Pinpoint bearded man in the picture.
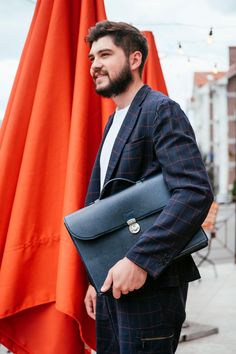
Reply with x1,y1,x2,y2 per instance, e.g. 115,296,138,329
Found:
84,20,213,354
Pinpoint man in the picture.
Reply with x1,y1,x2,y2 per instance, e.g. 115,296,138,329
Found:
84,21,213,354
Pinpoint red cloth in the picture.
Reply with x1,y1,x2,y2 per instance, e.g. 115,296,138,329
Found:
142,31,168,95
0,1,167,350
0,0,108,352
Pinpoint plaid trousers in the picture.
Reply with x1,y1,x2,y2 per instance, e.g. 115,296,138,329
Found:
96,283,188,354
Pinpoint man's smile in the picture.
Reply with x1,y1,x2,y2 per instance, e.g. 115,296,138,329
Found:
93,71,109,80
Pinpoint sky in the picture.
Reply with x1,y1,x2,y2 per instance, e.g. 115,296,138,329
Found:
0,0,236,121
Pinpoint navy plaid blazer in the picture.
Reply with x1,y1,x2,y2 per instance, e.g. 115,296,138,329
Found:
85,85,213,287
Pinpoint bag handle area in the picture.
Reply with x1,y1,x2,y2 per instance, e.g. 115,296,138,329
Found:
99,177,137,200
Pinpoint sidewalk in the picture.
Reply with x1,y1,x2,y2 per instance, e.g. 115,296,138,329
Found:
178,262,236,354
178,202,236,354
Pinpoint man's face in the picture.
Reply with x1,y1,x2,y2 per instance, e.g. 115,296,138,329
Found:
88,36,133,97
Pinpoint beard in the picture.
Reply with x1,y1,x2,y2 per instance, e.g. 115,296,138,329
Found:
94,62,133,98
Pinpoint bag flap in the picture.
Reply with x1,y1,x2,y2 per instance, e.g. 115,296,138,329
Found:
64,174,170,240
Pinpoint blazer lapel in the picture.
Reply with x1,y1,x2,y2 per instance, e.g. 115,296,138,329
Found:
104,85,151,184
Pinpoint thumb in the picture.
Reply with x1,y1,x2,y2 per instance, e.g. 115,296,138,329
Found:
100,270,113,293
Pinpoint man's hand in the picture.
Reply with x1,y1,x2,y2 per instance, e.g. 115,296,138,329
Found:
84,284,97,320
100,257,147,299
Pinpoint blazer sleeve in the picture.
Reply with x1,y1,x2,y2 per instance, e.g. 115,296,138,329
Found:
126,99,214,278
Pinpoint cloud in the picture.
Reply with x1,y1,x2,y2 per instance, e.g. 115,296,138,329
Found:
0,0,35,59
105,0,187,24
0,0,35,120
206,0,236,14
0,59,18,121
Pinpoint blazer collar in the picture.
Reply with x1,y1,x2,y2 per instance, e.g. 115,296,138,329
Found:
103,84,151,184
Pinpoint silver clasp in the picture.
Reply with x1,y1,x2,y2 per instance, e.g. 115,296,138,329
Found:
127,218,140,234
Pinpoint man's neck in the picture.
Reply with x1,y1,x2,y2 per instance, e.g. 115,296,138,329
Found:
112,79,144,110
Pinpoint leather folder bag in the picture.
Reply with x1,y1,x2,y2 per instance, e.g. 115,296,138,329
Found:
64,174,208,294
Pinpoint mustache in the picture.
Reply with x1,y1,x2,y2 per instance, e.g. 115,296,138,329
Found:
93,69,109,80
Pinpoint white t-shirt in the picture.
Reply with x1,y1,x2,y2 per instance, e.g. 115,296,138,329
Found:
100,105,130,191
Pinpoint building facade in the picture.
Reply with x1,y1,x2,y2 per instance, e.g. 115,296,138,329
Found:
190,47,236,202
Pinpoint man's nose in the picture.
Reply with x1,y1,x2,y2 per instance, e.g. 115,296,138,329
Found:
91,57,103,71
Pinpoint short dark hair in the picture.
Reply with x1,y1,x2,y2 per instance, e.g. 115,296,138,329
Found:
86,20,148,75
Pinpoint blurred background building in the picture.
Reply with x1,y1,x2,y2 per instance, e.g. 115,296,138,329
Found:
189,47,236,203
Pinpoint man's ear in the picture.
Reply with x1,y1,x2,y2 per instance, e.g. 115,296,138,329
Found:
129,51,142,72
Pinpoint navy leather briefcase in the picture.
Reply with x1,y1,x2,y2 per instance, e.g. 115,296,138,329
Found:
64,174,208,294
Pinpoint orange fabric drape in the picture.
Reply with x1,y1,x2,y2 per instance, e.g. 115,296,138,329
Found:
142,31,168,95
0,2,168,350
0,0,108,352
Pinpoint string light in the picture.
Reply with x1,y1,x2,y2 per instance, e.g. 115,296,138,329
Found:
208,27,213,44
213,63,218,74
177,42,183,55
20,4,232,73
136,22,236,29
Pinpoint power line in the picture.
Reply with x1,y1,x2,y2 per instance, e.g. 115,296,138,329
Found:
136,22,236,29
24,0,36,4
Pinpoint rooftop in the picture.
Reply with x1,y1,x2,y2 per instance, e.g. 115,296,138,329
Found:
194,72,226,87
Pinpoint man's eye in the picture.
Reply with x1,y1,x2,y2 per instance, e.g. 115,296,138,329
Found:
102,53,109,57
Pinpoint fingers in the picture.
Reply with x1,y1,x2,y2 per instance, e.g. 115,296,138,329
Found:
112,286,122,299
84,285,96,320
101,270,123,298
85,298,96,320
100,270,113,293
100,258,147,299
91,291,96,319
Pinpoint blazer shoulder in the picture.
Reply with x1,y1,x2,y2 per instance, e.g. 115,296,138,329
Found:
144,89,177,112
